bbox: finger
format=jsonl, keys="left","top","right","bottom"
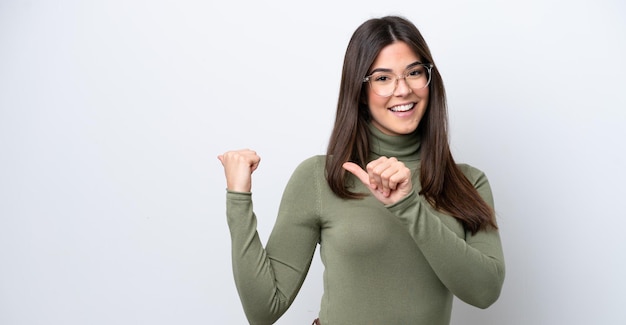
{"left": 239, "top": 149, "right": 260, "bottom": 172}
{"left": 379, "top": 167, "right": 399, "bottom": 197}
{"left": 386, "top": 171, "right": 401, "bottom": 191}
{"left": 380, "top": 160, "right": 402, "bottom": 196}
{"left": 369, "top": 157, "right": 406, "bottom": 197}
{"left": 249, "top": 155, "right": 261, "bottom": 173}
{"left": 219, "top": 150, "right": 259, "bottom": 166}
{"left": 366, "top": 157, "right": 392, "bottom": 192}
{"left": 384, "top": 169, "right": 408, "bottom": 198}
{"left": 364, "top": 159, "right": 380, "bottom": 190}
{"left": 217, "top": 150, "right": 261, "bottom": 182}
{"left": 218, "top": 149, "right": 261, "bottom": 192}
{"left": 342, "top": 162, "right": 373, "bottom": 188}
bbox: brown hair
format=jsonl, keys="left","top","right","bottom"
{"left": 325, "top": 16, "right": 497, "bottom": 233}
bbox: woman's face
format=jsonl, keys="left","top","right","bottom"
{"left": 366, "top": 41, "right": 429, "bottom": 136}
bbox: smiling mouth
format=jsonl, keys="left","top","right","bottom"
{"left": 389, "top": 103, "right": 415, "bottom": 112}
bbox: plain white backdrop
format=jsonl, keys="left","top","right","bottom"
{"left": 1, "top": 0, "right": 625, "bottom": 324}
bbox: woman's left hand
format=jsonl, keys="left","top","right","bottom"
{"left": 342, "top": 156, "right": 413, "bottom": 205}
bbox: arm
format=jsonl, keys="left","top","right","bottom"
{"left": 386, "top": 165, "right": 505, "bottom": 308}
{"left": 223, "top": 154, "right": 321, "bottom": 324}
{"left": 343, "top": 159, "right": 504, "bottom": 308}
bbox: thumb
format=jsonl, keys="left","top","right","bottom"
{"left": 342, "top": 162, "right": 372, "bottom": 188}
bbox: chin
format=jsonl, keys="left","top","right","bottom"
{"left": 398, "top": 123, "right": 419, "bottom": 134}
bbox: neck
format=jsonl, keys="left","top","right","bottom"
{"left": 368, "top": 123, "right": 421, "bottom": 162}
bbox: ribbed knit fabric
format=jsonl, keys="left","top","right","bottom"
{"left": 226, "top": 125, "right": 505, "bottom": 325}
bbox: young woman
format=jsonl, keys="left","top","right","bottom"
{"left": 218, "top": 15, "right": 505, "bottom": 325}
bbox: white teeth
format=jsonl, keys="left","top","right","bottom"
{"left": 390, "top": 103, "right": 414, "bottom": 112}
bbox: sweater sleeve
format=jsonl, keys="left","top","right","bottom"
{"left": 226, "top": 157, "right": 321, "bottom": 325}
{"left": 386, "top": 165, "right": 505, "bottom": 308}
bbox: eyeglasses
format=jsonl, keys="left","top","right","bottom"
{"left": 363, "top": 63, "right": 434, "bottom": 97}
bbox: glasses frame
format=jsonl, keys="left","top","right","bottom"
{"left": 363, "top": 63, "right": 434, "bottom": 97}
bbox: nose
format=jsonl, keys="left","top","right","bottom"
{"left": 393, "top": 77, "right": 412, "bottom": 96}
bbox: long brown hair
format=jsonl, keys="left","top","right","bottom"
{"left": 325, "top": 16, "right": 497, "bottom": 233}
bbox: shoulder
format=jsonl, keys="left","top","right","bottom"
{"left": 456, "top": 163, "right": 489, "bottom": 186}
{"left": 290, "top": 155, "right": 326, "bottom": 179}
{"left": 457, "top": 163, "right": 494, "bottom": 206}
{"left": 284, "top": 155, "right": 327, "bottom": 192}
{"left": 295, "top": 155, "right": 326, "bottom": 171}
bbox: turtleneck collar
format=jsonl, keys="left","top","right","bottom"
{"left": 368, "top": 122, "right": 421, "bottom": 162}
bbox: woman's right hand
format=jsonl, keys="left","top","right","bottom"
{"left": 217, "top": 149, "right": 261, "bottom": 192}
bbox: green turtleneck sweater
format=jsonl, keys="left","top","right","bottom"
{"left": 225, "top": 125, "right": 505, "bottom": 325}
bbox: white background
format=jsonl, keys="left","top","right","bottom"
{"left": 1, "top": 0, "right": 625, "bottom": 324}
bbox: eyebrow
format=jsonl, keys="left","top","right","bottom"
{"left": 368, "top": 61, "right": 424, "bottom": 75}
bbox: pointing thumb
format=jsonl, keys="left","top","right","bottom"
{"left": 342, "top": 162, "right": 373, "bottom": 188}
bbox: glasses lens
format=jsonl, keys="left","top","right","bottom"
{"left": 367, "top": 65, "right": 432, "bottom": 97}
{"left": 369, "top": 72, "right": 395, "bottom": 97}
{"left": 405, "top": 65, "right": 430, "bottom": 90}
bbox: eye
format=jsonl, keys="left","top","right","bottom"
{"left": 407, "top": 66, "right": 425, "bottom": 78}
{"left": 372, "top": 73, "right": 394, "bottom": 83}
